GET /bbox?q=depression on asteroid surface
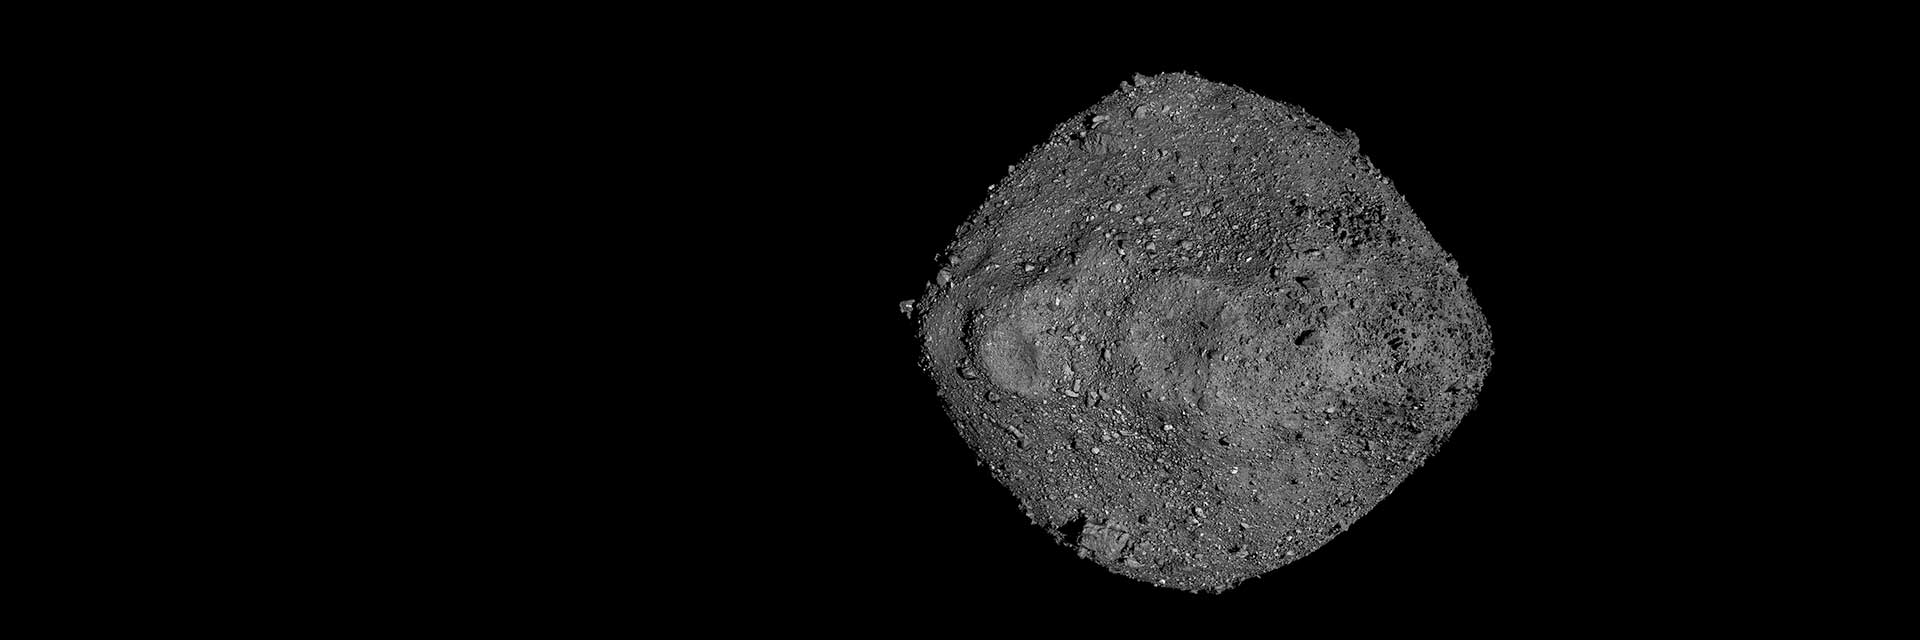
[909,73,1492,593]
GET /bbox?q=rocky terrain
[909,72,1492,593]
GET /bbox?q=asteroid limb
[913,73,1493,593]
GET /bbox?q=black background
[759,55,1726,615]
[83,21,1878,629]
[381,26,1890,626]
[393,36,1884,625]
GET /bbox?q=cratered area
[911,72,1492,593]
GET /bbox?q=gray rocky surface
[910,72,1493,593]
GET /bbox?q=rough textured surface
[910,73,1493,593]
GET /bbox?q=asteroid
[911,72,1493,593]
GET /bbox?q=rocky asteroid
[910,72,1493,593]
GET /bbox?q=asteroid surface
[911,73,1493,593]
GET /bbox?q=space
[782,58,1657,611]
